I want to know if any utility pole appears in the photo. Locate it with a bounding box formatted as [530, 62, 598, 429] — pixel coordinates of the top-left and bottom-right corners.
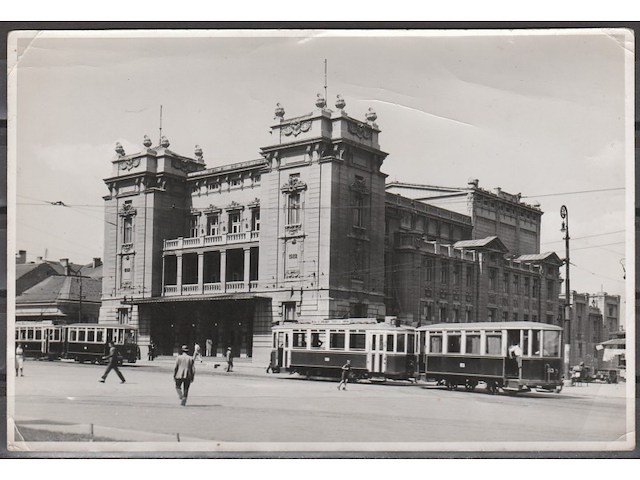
[560, 205, 571, 384]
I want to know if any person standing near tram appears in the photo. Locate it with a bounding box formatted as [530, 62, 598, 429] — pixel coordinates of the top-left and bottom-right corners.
[337, 360, 352, 391]
[15, 343, 25, 377]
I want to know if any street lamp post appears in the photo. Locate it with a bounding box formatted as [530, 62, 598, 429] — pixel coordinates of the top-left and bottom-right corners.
[560, 205, 571, 384]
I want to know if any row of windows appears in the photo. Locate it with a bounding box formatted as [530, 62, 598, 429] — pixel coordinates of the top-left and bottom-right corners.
[488, 269, 554, 298]
[192, 174, 261, 195]
[16, 328, 63, 341]
[280, 330, 416, 354]
[424, 260, 474, 286]
[188, 209, 261, 237]
[423, 303, 473, 322]
[67, 328, 137, 345]
[396, 212, 465, 241]
[427, 329, 561, 357]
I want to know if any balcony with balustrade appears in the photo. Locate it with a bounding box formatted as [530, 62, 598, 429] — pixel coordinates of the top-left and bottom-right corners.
[162, 245, 260, 297]
[163, 230, 259, 252]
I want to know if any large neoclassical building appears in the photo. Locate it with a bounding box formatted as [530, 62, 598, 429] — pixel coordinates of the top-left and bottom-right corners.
[98, 94, 562, 363]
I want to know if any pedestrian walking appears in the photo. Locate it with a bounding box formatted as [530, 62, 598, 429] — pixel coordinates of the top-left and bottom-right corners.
[337, 360, 351, 390]
[99, 342, 126, 384]
[205, 338, 213, 357]
[174, 345, 195, 406]
[193, 342, 203, 363]
[15, 344, 24, 377]
[225, 346, 234, 372]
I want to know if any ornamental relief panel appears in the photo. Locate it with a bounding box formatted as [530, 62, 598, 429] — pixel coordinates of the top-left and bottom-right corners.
[281, 177, 308, 193]
[282, 120, 312, 137]
[119, 157, 140, 171]
[347, 121, 372, 140]
[118, 203, 137, 217]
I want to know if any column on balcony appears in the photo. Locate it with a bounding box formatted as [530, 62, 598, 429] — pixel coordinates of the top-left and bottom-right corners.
[176, 253, 183, 294]
[197, 252, 204, 293]
[244, 247, 251, 289]
[220, 249, 227, 293]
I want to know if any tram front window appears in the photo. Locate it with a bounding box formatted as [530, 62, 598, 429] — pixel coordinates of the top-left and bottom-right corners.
[349, 332, 366, 351]
[447, 334, 461, 353]
[466, 334, 481, 354]
[407, 334, 415, 354]
[542, 331, 561, 357]
[532, 330, 541, 356]
[310, 331, 325, 349]
[330, 331, 345, 350]
[486, 333, 502, 355]
[292, 332, 307, 348]
[430, 335, 443, 353]
[386, 334, 394, 352]
[397, 334, 405, 353]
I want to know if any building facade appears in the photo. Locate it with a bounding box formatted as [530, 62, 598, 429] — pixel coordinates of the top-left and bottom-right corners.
[98, 94, 562, 363]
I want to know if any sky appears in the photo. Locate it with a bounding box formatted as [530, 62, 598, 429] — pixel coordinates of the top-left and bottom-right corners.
[9, 29, 632, 312]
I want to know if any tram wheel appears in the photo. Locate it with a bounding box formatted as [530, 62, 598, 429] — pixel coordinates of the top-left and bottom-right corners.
[465, 382, 476, 392]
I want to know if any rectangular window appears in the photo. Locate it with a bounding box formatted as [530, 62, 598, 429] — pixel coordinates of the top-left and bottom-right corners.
[96, 330, 104, 343]
[503, 272, 509, 293]
[486, 333, 502, 355]
[283, 302, 296, 322]
[407, 334, 415, 354]
[252, 209, 260, 231]
[123, 216, 133, 244]
[349, 332, 366, 351]
[532, 330, 541, 355]
[489, 269, 497, 290]
[439, 305, 447, 322]
[87, 330, 95, 342]
[117, 308, 129, 325]
[466, 266, 473, 287]
[429, 335, 443, 353]
[502, 311, 508, 322]
[330, 331, 345, 350]
[513, 275, 519, 294]
[310, 331, 325, 349]
[229, 212, 242, 234]
[542, 331, 561, 357]
[524, 277, 530, 297]
[69, 330, 77, 342]
[440, 262, 448, 284]
[512, 312, 518, 321]
[425, 259, 434, 282]
[208, 181, 220, 191]
[533, 279, 539, 298]
[397, 334, 405, 353]
[207, 214, 220, 236]
[230, 177, 242, 187]
[423, 302, 433, 322]
[353, 195, 364, 227]
[78, 330, 86, 342]
[547, 280, 555, 299]
[466, 334, 481, 354]
[488, 308, 496, 322]
[453, 265, 461, 285]
[453, 306, 460, 322]
[287, 193, 301, 225]
[447, 334, 461, 353]
[34, 329, 42, 340]
[189, 215, 199, 237]
[292, 332, 307, 348]
[386, 334, 395, 352]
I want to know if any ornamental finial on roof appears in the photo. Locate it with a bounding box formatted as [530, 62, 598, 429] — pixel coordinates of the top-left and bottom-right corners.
[115, 142, 125, 157]
[194, 145, 203, 160]
[335, 94, 346, 111]
[315, 93, 326, 109]
[365, 107, 377, 124]
[274, 103, 285, 121]
[143, 135, 152, 148]
[160, 136, 170, 148]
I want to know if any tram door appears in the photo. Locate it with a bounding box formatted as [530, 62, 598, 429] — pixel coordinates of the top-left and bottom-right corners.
[368, 333, 387, 374]
[276, 332, 290, 368]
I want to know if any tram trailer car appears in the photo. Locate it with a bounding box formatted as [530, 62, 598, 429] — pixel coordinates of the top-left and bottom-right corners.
[65, 324, 138, 364]
[14, 322, 138, 364]
[418, 321, 563, 394]
[271, 319, 418, 381]
[15, 323, 66, 360]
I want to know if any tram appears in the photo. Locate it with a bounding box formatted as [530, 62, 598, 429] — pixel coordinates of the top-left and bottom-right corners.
[14, 322, 138, 364]
[65, 324, 138, 364]
[271, 319, 418, 381]
[417, 321, 563, 394]
[15, 322, 66, 360]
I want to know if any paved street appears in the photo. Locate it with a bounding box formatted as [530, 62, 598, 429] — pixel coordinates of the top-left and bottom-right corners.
[8, 358, 632, 450]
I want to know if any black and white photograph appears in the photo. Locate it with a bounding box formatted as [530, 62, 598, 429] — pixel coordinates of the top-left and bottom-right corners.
[4, 28, 635, 455]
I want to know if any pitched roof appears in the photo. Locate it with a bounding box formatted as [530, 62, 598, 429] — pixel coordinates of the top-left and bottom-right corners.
[516, 252, 564, 265]
[453, 236, 508, 252]
[16, 275, 102, 304]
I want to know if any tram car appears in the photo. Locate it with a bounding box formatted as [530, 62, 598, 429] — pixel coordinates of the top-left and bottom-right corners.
[14, 322, 138, 364]
[271, 319, 418, 381]
[15, 322, 66, 360]
[65, 324, 138, 364]
[417, 321, 563, 394]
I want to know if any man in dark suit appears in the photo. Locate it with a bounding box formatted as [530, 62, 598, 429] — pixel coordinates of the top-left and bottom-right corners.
[174, 344, 196, 406]
[99, 341, 126, 383]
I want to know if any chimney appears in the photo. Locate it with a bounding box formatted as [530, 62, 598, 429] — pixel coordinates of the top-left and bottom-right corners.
[93, 257, 103, 268]
[16, 250, 26, 264]
[60, 258, 70, 276]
